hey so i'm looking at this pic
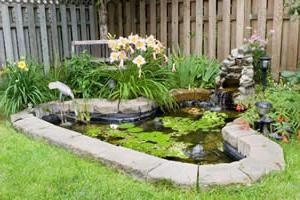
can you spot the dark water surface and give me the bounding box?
[68,108,239,165]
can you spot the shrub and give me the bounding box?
[0,60,50,114]
[169,54,219,89]
[241,83,300,138]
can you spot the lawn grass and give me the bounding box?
[0,120,299,200]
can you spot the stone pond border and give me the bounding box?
[11,110,285,188]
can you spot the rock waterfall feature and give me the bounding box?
[215,45,255,101]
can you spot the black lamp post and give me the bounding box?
[260,55,271,92]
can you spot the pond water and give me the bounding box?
[67,107,239,165]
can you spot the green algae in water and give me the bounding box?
[127,127,144,133]
[119,123,135,129]
[160,111,228,135]
[69,110,236,164]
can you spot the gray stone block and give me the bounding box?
[238,134,282,157]
[66,135,166,178]
[148,161,198,186]
[198,162,251,186]
[239,157,282,181]
[222,124,256,148]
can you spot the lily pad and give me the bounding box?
[119,123,135,129]
[127,127,144,133]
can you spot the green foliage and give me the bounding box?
[93,61,176,109]
[63,52,107,98]
[0,60,50,115]
[285,0,300,16]
[63,51,176,109]
[241,83,300,135]
[169,54,220,89]
[118,123,135,129]
[281,70,300,84]
[160,111,228,135]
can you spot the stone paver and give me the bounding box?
[198,162,251,186]
[239,157,282,181]
[222,124,256,148]
[148,161,198,186]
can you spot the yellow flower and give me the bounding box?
[136,39,147,51]
[118,37,129,47]
[128,34,140,45]
[118,50,127,60]
[17,61,28,70]
[133,55,146,68]
[108,40,120,51]
[109,52,119,63]
[146,35,156,48]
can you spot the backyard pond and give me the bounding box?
[66,107,239,165]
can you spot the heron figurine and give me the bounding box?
[48,81,76,125]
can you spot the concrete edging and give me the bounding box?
[11,110,285,187]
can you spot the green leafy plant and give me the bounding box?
[241,83,300,137]
[281,70,300,84]
[63,52,107,98]
[0,60,50,115]
[285,0,300,16]
[160,111,228,135]
[93,62,176,109]
[169,54,219,89]
[244,29,274,83]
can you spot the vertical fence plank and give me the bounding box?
[39,5,50,72]
[195,0,203,55]
[15,4,26,58]
[60,4,70,57]
[258,0,267,38]
[244,0,251,32]
[27,4,38,59]
[130,0,136,33]
[139,0,146,36]
[125,1,131,35]
[236,0,244,47]
[0,31,5,66]
[50,4,60,63]
[287,16,299,70]
[172,0,179,51]
[183,0,190,55]
[271,0,283,80]
[160,0,167,45]
[107,3,115,35]
[80,5,87,40]
[208,0,216,58]
[89,5,96,40]
[117,2,123,36]
[1,4,14,61]
[71,5,78,41]
[150,0,156,37]
[222,0,231,58]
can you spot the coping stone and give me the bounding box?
[147,161,198,186]
[198,162,251,186]
[66,135,166,178]
[239,157,282,182]
[238,134,283,157]
[222,124,256,148]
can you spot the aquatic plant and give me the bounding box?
[160,111,228,135]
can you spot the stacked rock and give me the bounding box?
[215,44,255,101]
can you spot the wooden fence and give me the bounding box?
[0,0,98,72]
[107,0,300,78]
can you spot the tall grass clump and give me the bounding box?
[0,60,50,114]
